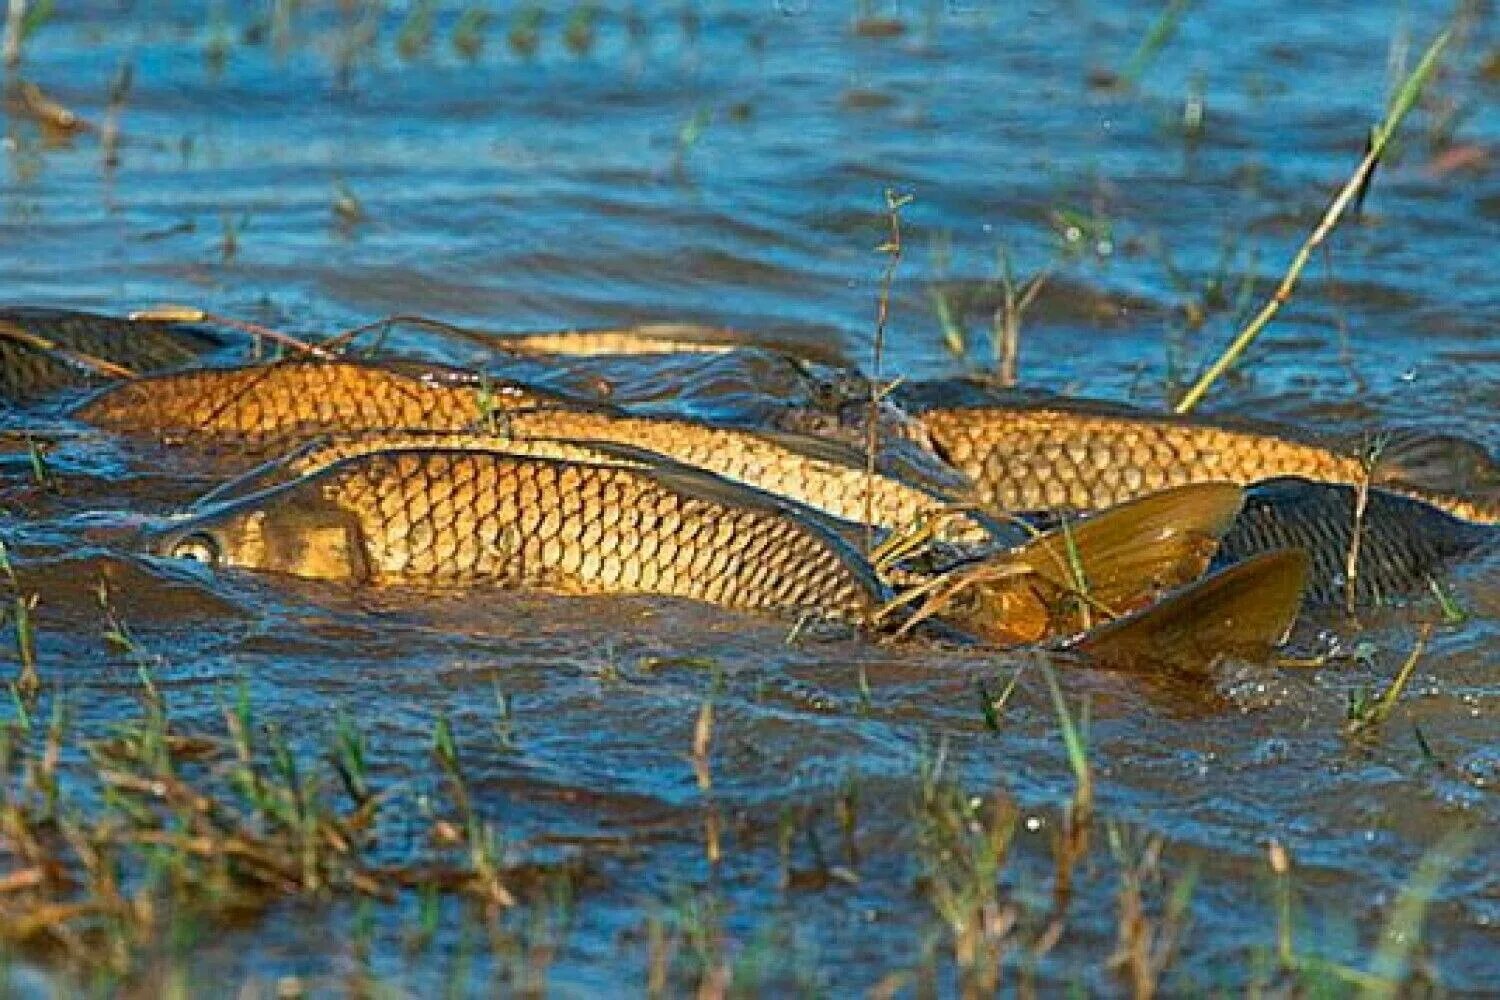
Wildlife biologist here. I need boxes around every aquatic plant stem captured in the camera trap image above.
[1174,28,1451,415]
[865,189,912,554]
[130,305,335,359]
[1,0,23,69]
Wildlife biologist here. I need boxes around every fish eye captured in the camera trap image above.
[170,532,221,565]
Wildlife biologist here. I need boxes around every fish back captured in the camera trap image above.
[73,359,553,447]
[224,449,883,617]
[1215,477,1493,604]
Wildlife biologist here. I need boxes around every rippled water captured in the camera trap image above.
[2,1,1497,994]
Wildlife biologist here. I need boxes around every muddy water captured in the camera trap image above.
[2,1,1498,993]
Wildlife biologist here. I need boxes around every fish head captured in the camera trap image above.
[145,481,371,584]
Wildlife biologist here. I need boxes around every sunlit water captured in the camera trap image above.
[1,1,1497,993]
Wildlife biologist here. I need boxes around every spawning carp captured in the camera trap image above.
[149,447,884,617]
[0,307,229,404]
[162,416,996,543]
[72,358,584,453]
[909,396,1499,525]
[147,445,1295,665]
[1215,477,1493,605]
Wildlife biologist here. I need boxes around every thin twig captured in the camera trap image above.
[2,0,25,69]
[865,189,912,554]
[1174,29,1451,414]
[129,305,336,359]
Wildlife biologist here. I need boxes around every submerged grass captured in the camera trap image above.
[0,589,1481,994]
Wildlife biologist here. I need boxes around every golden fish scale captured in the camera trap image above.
[503,409,966,537]
[314,450,876,614]
[75,361,545,441]
[275,434,638,483]
[923,408,1366,512]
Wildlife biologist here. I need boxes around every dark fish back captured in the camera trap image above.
[0,308,229,404]
[1214,477,1492,605]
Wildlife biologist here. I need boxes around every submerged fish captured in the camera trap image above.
[147,447,1299,668]
[434,321,852,368]
[1216,478,1494,605]
[72,358,583,453]
[0,307,229,404]
[913,397,1499,525]
[167,413,995,542]
[148,448,884,617]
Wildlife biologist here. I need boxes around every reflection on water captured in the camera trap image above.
[1,0,1497,992]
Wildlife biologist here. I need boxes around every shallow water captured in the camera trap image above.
[1,1,1498,994]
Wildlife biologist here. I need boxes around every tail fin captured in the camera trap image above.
[1010,482,1245,605]
[1073,549,1309,675]
[929,483,1245,645]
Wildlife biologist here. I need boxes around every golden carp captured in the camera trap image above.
[150,445,1281,669]
[916,400,1499,525]
[72,358,582,452]
[147,448,884,617]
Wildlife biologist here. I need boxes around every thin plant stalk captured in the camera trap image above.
[864,189,912,553]
[2,0,24,68]
[1174,29,1451,414]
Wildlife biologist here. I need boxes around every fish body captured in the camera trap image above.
[915,401,1499,525]
[152,446,1274,664]
[0,308,228,403]
[1216,478,1493,605]
[148,448,884,618]
[73,359,574,451]
[499,409,987,541]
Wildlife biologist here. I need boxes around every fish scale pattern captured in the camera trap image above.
[75,360,551,443]
[309,449,878,615]
[922,407,1371,513]
[1216,481,1490,604]
[502,409,973,539]
[0,308,219,402]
